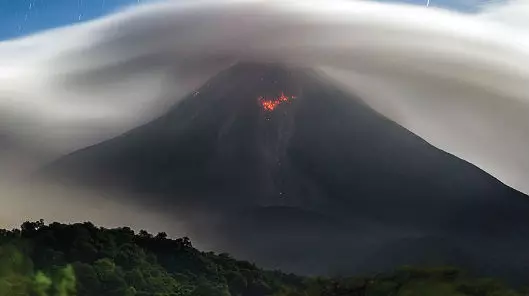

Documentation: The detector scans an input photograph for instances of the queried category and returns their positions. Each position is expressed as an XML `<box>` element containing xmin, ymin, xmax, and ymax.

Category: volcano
<box><xmin>40</xmin><ymin>63</ymin><xmax>529</xmax><ymax>281</ymax></box>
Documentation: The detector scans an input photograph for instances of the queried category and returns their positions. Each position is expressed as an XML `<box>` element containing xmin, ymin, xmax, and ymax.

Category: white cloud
<box><xmin>0</xmin><ymin>0</ymin><xmax>528</xmax><ymax>195</ymax></box>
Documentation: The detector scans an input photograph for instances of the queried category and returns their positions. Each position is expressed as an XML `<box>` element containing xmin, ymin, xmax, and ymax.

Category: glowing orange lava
<box><xmin>259</xmin><ymin>92</ymin><xmax>296</xmax><ymax>111</ymax></box>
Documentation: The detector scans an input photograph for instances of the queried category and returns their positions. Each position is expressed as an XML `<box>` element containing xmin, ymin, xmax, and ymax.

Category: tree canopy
<box><xmin>0</xmin><ymin>220</ymin><xmax>525</xmax><ymax>296</ymax></box>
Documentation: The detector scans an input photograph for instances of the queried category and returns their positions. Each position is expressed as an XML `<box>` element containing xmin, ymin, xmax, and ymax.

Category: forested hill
<box><xmin>0</xmin><ymin>221</ymin><xmax>525</xmax><ymax>296</ymax></box>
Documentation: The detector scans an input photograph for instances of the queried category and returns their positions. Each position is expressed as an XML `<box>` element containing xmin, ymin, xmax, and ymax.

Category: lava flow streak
<box><xmin>259</xmin><ymin>92</ymin><xmax>296</xmax><ymax>111</ymax></box>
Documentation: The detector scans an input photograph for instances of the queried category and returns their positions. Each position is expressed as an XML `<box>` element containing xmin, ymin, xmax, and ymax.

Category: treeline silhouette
<box><xmin>0</xmin><ymin>220</ymin><xmax>525</xmax><ymax>296</ymax></box>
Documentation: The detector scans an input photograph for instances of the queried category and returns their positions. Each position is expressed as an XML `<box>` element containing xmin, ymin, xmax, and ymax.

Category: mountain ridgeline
<box><xmin>39</xmin><ymin>63</ymin><xmax>529</xmax><ymax>282</ymax></box>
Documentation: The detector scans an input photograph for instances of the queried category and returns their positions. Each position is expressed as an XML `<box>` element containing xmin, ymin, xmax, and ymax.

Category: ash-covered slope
<box><xmin>40</xmin><ymin>63</ymin><xmax>529</xmax><ymax>281</ymax></box>
<box><xmin>42</xmin><ymin>63</ymin><xmax>314</xmax><ymax>209</ymax></box>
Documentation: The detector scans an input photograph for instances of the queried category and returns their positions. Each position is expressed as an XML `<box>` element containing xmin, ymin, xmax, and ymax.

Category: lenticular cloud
<box><xmin>0</xmin><ymin>0</ymin><xmax>528</xmax><ymax>194</ymax></box>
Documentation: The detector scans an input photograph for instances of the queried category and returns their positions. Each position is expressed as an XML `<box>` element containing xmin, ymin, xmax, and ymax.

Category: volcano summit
<box><xmin>39</xmin><ymin>63</ymin><xmax>529</xmax><ymax>282</ymax></box>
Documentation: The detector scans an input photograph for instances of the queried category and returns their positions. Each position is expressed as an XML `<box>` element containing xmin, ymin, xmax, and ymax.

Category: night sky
<box><xmin>0</xmin><ymin>0</ymin><xmax>491</xmax><ymax>41</ymax></box>
<box><xmin>0</xmin><ymin>0</ymin><xmax>147</xmax><ymax>40</ymax></box>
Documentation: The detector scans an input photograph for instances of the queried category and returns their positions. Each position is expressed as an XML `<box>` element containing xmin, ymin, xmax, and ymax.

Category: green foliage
<box><xmin>0</xmin><ymin>242</ymin><xmax>75</xmax><ymax>296</ymax></box>
<box><xmin>0</xmin><ymin>220</ymin><xmax>525</xmax><ymax>296</ymax></box>
<box><xmin>34</xmin><ymin>271</ymin><xmax>53</xmax><ymax>296</ymax></box>
<box><xmin>53</xmin><ymin>265</ymin><xmax>76</xmax><ymax>296</ymax></box>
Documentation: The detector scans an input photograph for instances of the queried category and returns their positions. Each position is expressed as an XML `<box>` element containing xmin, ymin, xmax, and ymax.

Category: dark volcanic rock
<box><xmin>39</xmin><ymin>62</ymin><xmax>529</xmax><ymax>282</ymax></box>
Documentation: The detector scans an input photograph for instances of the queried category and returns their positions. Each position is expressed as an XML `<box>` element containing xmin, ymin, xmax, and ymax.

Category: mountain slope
<box><xmin>39</xmin><ymin>62</ymin><xmax>529</xmax><ymax>281</ymax></box>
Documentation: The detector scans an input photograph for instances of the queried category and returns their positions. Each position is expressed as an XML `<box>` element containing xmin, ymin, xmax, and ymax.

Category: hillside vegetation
<box><xmin>0</xmin><ymin>220</ymin><xmax>525</xmax><ymax>296</ymax></box>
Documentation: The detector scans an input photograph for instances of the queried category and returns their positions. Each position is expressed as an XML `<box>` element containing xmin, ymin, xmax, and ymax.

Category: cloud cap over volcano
<box><xmin>0</xmin><ymin>0</ymin><xmax>528</xmax><ymax>195</ymax></box>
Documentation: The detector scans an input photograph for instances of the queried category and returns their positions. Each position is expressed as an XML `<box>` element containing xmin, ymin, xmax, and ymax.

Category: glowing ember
<box><xmin>259</xmin><ymin>92</ymin><xmax>296</xmax><ymax>111</ymax></box>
